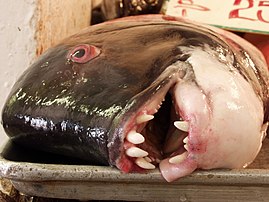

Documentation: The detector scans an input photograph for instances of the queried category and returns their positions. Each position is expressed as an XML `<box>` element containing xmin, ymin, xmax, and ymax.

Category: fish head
<box><xmin>1</xmin><ymin>16</ymin><xmax>188</xmax><ymax>165</ymax></box>
<box><xmin>2</xmin><ymin>15</ymin><xmax>268</xmax><ymax>182</ymax></box>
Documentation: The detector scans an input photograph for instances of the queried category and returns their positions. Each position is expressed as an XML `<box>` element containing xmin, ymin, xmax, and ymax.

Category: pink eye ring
<box><xmin>67</xmin><ymin>44</ymin><xmax>101</xmax><ymax>63</ymax></box>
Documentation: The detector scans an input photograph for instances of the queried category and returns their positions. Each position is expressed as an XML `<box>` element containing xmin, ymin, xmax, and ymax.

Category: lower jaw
<box><xmin>116</xmin><ymin>139</ymin><xmax>195</xmax><ymax>182</ymax></box>
<box><xmin>159</xmin><ymin>155</ymin><xmax>197</xmax><ymax>182</ymax></box>
<box><xmin>112</xmin><ymin>78</ymin><xmax>193</xmax><ymax>176</ymax></box>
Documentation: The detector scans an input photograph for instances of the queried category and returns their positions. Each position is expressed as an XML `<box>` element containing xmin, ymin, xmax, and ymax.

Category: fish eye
<box><xmin>73</xmin><ymin>49</ymin><xmax>86</xmax><ymax>58</ymax></box>
<box><xmin>67</xmin><ymin>44</ymin><xmax>101</xmax><ymax>64</ymax></box>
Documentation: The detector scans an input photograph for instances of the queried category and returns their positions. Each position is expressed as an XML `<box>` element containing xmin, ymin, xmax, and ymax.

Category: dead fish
<box><xmin>2</xmin><ymin>15</ymin><xmax>269</xmax><ymax>182</ymax></box>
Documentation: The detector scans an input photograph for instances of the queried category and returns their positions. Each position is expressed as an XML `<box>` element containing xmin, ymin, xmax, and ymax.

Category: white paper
<box><xmin>164</xmin><ymin>0</ymin><xmax>269</xmax><ymax>34</ymax></box>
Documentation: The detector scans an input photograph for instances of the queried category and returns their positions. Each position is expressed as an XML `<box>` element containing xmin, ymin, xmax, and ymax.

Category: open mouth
<box><xmin>116</xmin><ymin>73</ymin><xmax>192</xmax><ymax>175</ymax></box>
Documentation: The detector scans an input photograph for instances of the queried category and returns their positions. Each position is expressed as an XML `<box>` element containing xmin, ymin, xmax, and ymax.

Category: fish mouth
<box><xmin>111</xmin><ymin>66</ymin><xmax>197</xmax><ymax>179</ymax></box>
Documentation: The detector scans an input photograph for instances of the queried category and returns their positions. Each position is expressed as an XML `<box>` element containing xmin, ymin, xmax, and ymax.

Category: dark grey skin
<box><xmin>2</xmin><ymin>15</ymin><xmax>269</xmax><ymax>168</ymax></box>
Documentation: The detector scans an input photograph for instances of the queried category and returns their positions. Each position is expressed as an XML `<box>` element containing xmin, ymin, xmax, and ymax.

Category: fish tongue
<box><xmin>163</xmin><ymin>103</ymin><xmax>188</xmax><ymax>154</ymax></box>
<box><xmin>163</xmin><ymin>129</ymin><xmax>187</xmax><ymax>154</ymax></box>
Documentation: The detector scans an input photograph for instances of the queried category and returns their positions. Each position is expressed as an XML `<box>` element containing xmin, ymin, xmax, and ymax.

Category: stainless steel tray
<box><xmin>0</xmin><ymin>139</ymin><xmax>269</xmax><ymax>202</ymax></box>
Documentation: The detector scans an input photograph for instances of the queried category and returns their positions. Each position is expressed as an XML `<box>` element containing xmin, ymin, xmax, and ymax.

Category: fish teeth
<box><xmin>135</xmin><ymin>157</ymin><xmax>155</xmax><ymax>169</ymax></box>
<box><xmin>169</xmin><ymin>152</ymin><xmax>188</xmax><ymax>164</ymax></box>
<box><xmin>183</xmin><ymin>136</ymin><xmax>188</xmax><ymax>144</ymax></box>
<box><xmin>261</xmin><ymin>122</ymin><xmax>269</xmax><ymax>140</ymax></box>
<box><xmin>136</xmin><ymin>114</ymin><xmax>154</xmax><ymax>124</ymax></box>
<box><xmin>184</xmin><ymin>144</ymin><xmax>189</xmax><ymax>151</ymax></box>
<box><xmin>126</xmin><ymin>147</ymin><xmax>148</xmax><ymax>158</ymax></box>
<box><xmin>174</xmin><ymin>121</ymin><xmax>189</xmax><ymax>132</ymax></box>
<box><xmin>126</xmin><ymin>131</ymin><xmax>145</xmax><ymax>144</ymax></box>
<box><xmin>144</xmin><ymin>156</ymin><xmax>152</xmax><ymax>162</ymax></box>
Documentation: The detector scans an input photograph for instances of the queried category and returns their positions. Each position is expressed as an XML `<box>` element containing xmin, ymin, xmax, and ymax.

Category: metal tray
<box><xmin>0</xmin><ymin>138</ymin><xmax>269</xmax><ymax>202</ymax></box>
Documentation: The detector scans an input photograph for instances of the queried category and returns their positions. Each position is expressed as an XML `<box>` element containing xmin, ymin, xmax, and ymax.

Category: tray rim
<box><xmin>1</xmin><ymin>153</ymin><xmax>269</xmax><ymax>185</ymax></box>
<box><xmin>0</xmin><ymin>139</ymin><xmax>269</xmax><ymax>186</ymax></box>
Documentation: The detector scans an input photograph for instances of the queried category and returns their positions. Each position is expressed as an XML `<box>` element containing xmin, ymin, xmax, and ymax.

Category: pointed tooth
<box><xmin>183</xmin><ymin>136</ymin><xmax>188</xmax><ymax>144</ymax></box>
<box><xmin>144</xmin><ymin>157</ymin><xmax>152</xmax><ymax>162</ymax></box>
<box><xmin>126</xmin><ymin>147</ymin><xmax>148</xmax><ymax>158</ymax></box>
<box><xmin>174</xmin><ymin>121</ymin><xmax>189</xmax><ymax>132</ymax></box>
<box><xmin>169</xmin><ymin>152</ymin><xmax>188</xmax><ymax>164</ymax></box>
<box><xmin>135</xmin><ymin>157</ymin><xmax>155</xmax><ymax>169</ymax></box>
<box><xmin>184</xmin><ymin>144</ymin><xmax>189</xmax><ymax>151</ymax></box>
<box><xmin>136</xmin><ymin>114</ymin><xmax>154</xmax><ymax>124</ymax></box>
<box><xmin>261</xmin><ymin>122</ymin><xmax>269</xmax><ymax>140</ymax></box>
<box><xmin>126</xmin><ymin>131</ymin><xmax>145</xmax><ymax>144</ymax></box>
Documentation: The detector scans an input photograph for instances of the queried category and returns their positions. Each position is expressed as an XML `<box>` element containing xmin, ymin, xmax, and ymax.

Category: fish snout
<box><xmin>2</xmin><ymin>98</ymin><xmax>110</xmax><ymax>165</ymax></box>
